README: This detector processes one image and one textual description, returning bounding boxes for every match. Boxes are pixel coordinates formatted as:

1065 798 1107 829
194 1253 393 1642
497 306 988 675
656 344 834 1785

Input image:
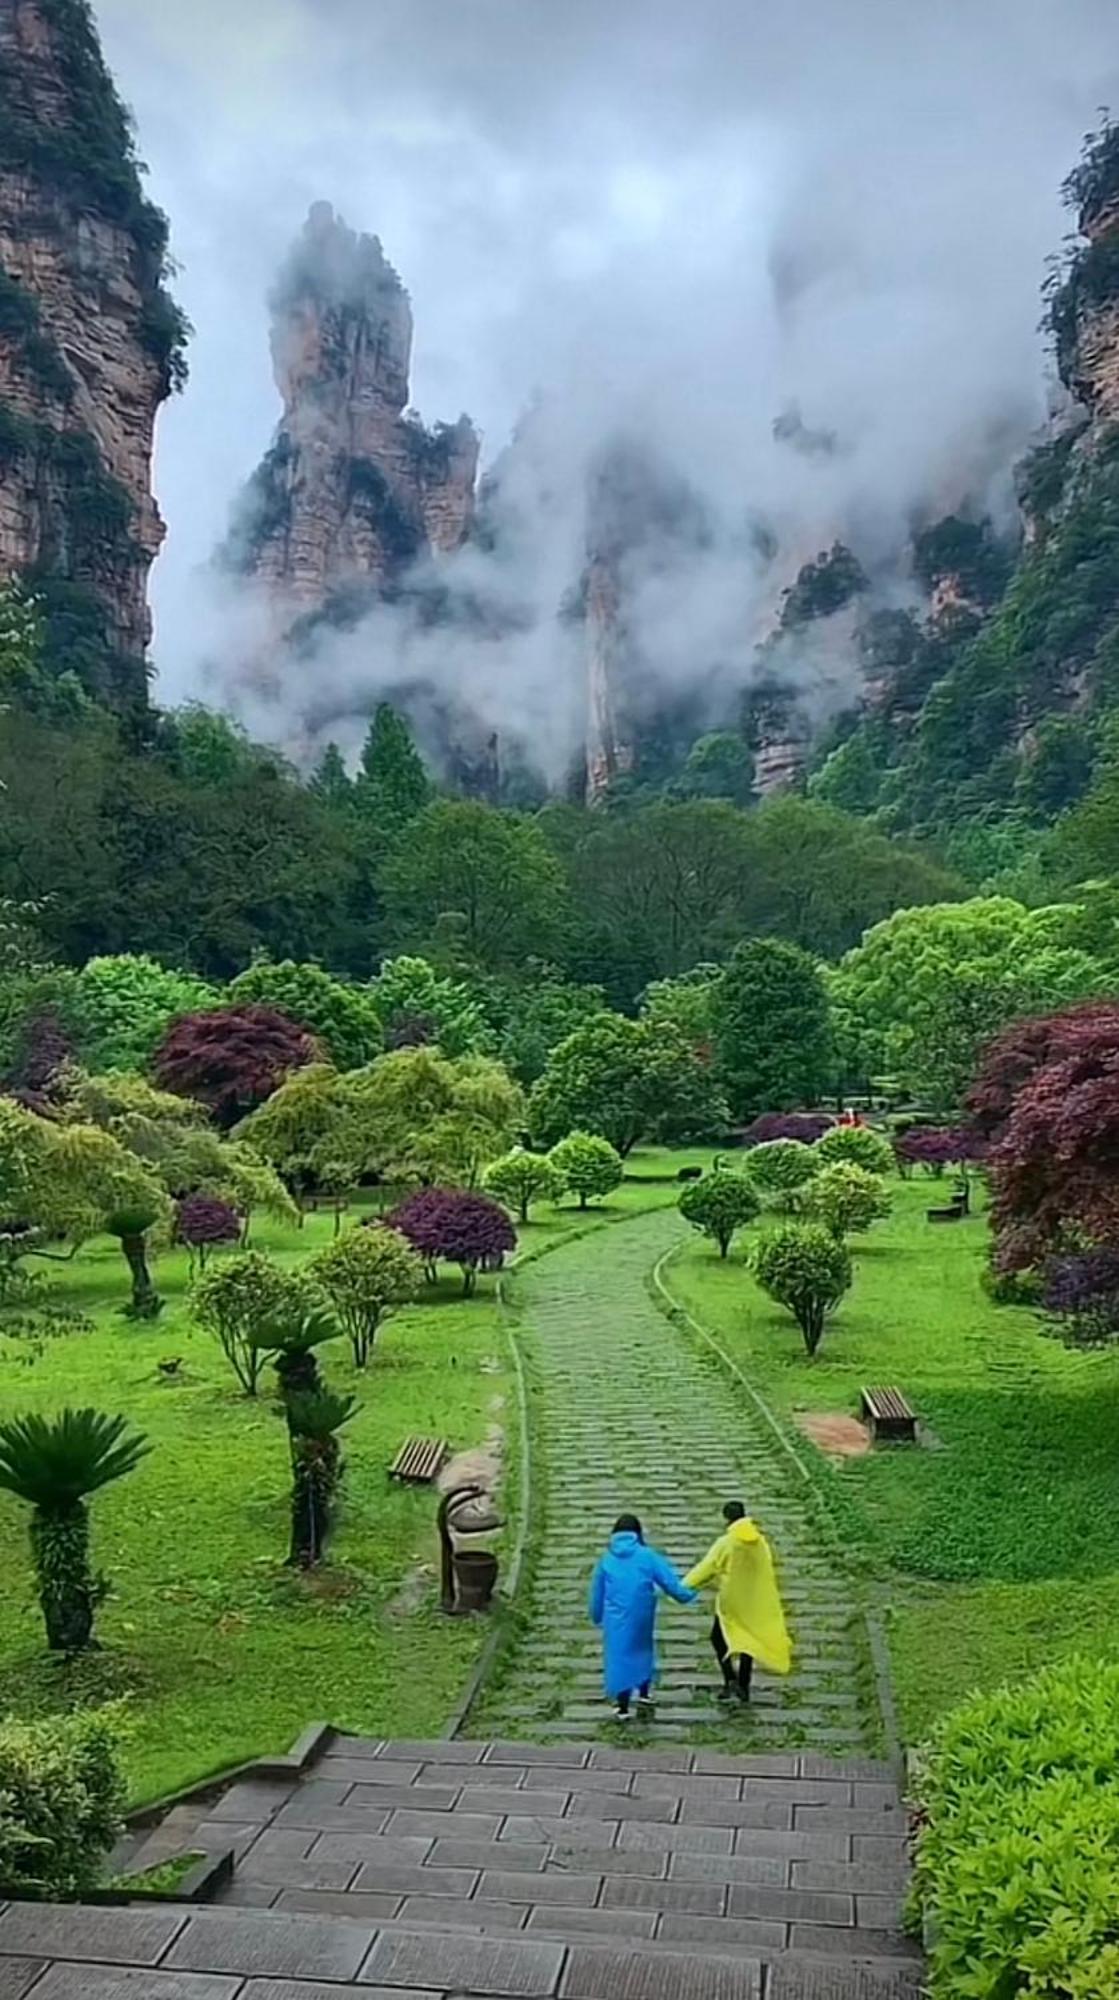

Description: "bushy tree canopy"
815 1124 895 1177
72 955 219 1074
382 801 572 971
153 1005 317 1128
310 1224 422 1367
386 1186 516 1295
804 1162 892 1240
709 939 832 1123
744 1137 822 1208
547 1131 624 1208
229 959 382 1070
366 956 491 1057
483 1147 563 1222
753 1223 852 1356
678 1170 759 1257
529 1013 725 1155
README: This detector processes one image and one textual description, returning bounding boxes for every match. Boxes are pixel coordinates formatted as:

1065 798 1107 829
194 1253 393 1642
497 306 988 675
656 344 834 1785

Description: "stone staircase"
0 1735 925 1998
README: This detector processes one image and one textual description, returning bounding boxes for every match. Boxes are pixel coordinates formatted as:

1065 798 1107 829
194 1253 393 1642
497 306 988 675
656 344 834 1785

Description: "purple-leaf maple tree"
153 1005 317 1128
742 1112 833 1146
385 1186 516 1296
971 1004 1119 1270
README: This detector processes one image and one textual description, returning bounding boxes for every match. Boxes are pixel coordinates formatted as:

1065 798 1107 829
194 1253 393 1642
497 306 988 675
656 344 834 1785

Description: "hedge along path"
468 1205 881 1750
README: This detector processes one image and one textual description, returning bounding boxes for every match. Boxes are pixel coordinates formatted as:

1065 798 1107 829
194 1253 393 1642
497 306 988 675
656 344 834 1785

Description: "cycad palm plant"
0 1410 151 1650
284 1390 357 1568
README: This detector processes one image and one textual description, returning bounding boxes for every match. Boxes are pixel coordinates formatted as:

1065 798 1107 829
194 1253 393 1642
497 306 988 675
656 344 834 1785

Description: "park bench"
927 1180 970 1223
389 1435 449 1485
861 1385 918 1444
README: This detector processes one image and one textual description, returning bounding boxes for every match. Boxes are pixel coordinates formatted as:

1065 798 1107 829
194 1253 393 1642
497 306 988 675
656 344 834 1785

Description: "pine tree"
356 704 429 829
310 742 352 809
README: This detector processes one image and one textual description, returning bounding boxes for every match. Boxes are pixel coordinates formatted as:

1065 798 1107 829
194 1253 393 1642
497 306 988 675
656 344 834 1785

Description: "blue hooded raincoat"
588 1531 696 1699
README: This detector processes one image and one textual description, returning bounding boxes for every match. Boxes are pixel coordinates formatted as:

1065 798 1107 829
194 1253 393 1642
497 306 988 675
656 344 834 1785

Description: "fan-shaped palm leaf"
0 1409 151 1511
285 1391 358 1440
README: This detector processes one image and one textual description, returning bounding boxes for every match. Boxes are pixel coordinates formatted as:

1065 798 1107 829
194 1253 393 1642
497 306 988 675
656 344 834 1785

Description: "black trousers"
615 1680 651 1715
711 1618 753 1695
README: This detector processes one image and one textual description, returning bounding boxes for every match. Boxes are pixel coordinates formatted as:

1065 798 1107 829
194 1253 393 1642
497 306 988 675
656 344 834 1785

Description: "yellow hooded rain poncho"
684 1516 792 1674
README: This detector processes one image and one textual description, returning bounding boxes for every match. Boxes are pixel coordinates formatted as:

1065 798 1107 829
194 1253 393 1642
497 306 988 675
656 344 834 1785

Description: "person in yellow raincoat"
684 1500 791 1704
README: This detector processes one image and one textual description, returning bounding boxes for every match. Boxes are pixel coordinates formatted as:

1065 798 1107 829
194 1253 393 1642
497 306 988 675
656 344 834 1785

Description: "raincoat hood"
727 1518 760 1546
608 1531 642 1558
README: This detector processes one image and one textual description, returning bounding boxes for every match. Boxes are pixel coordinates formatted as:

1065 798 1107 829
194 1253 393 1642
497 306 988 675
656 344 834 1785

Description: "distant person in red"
838 1107 863 1128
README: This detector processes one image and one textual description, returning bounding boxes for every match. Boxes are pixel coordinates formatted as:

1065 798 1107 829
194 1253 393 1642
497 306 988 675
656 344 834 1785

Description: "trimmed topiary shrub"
804 1163 892 1241
752 1223 852 1356
547 1131 624 1209
911 1656 1119 1999
310 1224 422 1367
678 1171 760 1258
0 1708 125 1898
815 1124 895 1176
744 1137 821 1211
483 1147 563 1223
386 1187 516 1296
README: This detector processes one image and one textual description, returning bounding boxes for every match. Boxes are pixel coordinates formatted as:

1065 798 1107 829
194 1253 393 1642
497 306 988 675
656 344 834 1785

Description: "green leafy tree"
356 702 430 831
0 1410 151 1650
672 732 755 806
745 1138 822 1211
342 1047 524 1189
484 1147 563 1223
678 1170 760 1257
309 742 352 809
831 896 1115 1109
640 966 721 1053
530 1013 725 1155
815 1124 895 1176
72 955 219 1073
308 1225 422 1368
191 1251 313 1395
709 939 832 1122
234 1065 350 1191
804 1162 892 1240
229 958 382 1070
496 976 605 1085
367 955 491 1057
548 1131 623 1208
753 1224 852 1356
382 800 572 971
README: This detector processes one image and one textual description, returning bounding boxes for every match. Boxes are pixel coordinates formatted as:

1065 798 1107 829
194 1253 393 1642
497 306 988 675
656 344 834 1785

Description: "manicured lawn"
0 1157 691 1803
667 1177 1119 1740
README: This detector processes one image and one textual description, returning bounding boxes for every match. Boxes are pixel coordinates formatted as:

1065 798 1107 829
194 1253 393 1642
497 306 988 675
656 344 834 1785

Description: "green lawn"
0 1160 691 1804
667 1178 1119 1741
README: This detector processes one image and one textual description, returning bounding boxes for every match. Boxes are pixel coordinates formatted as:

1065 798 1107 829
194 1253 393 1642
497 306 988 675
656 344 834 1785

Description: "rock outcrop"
0 0 185 708
226 203 478 615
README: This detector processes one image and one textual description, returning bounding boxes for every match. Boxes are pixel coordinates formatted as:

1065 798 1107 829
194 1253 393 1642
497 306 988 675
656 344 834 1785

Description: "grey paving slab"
25 1972 240 2000
479 1871 604 1908
206 1781 298 1822
526 1905 658 1941
600 1876 726 1917
424 1839 546 1873
0 1904 187 1966
668 1852 790 1889
309 1835 434 1870
789 1926 920 1961
378 1740 487 1764
728 1884 854 1926
272 1891 403 1923
395 1894 529 1933
349 1863 479 1899
765 1965 926 1999
236 1850 361 1890
657 1913 787 1951
0 1964 46 2000
316 1760 424 1787
384 1808 502 1842
273 1803 394 1837
165 1910 374 1981
244 1987 439 2000
361 1927 565 1994
615 1821 734 1856
350 1785 461 1815
560 1942 763 2000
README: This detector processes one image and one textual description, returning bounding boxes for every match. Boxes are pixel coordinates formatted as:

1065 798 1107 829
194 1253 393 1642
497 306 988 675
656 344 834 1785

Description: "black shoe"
716 1684 737 1703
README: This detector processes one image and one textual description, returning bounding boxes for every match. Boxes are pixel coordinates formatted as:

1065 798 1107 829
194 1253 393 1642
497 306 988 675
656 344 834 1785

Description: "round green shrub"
547 1131 623 1209
804 1162 892 1240
752 1222 852 1355
815 1124 895 1176
912 1656 1119 2000
678 1171 759 1258
744 1138 821 1210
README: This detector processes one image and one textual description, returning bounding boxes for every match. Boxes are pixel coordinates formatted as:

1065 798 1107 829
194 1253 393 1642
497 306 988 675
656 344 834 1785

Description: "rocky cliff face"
227 203 478 616
0 0 185 709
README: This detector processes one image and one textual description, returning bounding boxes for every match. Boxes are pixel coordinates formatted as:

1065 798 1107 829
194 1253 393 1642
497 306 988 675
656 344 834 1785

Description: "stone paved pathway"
470 1210 878 1752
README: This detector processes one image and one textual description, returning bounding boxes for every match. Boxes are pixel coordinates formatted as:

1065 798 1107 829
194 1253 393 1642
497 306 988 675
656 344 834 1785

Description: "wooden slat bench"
861 1385 918 1444
389 1436 450 1485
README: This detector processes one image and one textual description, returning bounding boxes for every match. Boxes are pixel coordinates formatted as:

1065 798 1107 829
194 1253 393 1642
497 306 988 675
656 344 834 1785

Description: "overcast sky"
94 0 1119 743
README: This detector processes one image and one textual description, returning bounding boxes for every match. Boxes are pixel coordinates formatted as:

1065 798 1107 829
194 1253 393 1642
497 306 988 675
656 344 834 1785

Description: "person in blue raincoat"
588 1514 696 1720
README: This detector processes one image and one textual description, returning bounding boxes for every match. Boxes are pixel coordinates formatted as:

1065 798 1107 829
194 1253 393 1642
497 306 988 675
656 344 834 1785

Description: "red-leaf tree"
385 1187 516 1295
176 1193 242 1269
969 1003 1119 1269
153 1006 317 1129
